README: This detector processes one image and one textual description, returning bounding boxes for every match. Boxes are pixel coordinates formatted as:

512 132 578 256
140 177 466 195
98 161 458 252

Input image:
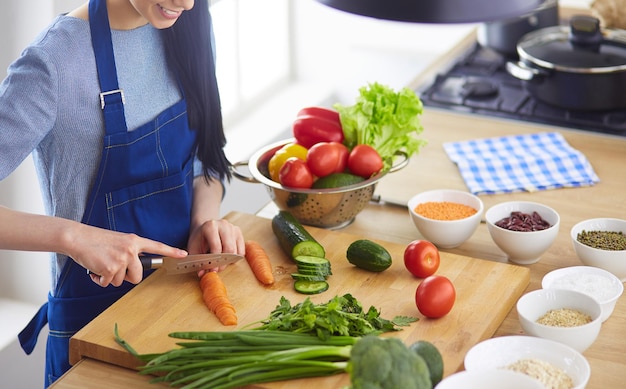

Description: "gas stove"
417 43 626 137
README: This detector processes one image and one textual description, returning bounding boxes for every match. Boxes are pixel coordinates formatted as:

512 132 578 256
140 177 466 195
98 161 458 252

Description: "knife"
87 253 244 276
140 253 244 274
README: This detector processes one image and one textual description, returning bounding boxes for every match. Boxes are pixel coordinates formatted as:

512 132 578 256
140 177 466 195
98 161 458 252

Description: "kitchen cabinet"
51 18 626 389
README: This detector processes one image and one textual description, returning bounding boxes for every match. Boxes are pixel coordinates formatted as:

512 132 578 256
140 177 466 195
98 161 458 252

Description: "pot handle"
230 161 261 184
506 61 546 82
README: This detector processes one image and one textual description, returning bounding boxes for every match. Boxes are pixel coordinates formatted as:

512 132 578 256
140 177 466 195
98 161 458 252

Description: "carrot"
199 271 237 326
244 240 275 285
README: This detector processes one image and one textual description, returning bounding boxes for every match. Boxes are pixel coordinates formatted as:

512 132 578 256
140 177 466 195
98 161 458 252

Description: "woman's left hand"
187 218 245 276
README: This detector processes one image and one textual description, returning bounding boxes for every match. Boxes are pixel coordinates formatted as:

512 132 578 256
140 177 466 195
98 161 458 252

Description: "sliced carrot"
244 240 275 285
199 271 237 326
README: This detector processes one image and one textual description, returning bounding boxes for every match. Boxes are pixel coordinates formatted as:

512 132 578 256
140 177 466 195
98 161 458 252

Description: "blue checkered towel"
443 132 600 195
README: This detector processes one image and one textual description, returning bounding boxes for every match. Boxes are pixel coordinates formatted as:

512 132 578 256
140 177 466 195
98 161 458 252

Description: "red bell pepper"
297 106 341 123
292 107 344 149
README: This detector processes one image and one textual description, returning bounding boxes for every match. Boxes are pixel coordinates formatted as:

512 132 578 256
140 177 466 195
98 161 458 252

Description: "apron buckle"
99 89 125 109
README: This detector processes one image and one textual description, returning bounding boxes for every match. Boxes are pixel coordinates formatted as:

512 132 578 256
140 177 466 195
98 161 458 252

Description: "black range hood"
314 0 546 23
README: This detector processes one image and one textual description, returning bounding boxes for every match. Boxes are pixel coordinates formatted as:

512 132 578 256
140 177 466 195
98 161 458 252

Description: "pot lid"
517 15 626 73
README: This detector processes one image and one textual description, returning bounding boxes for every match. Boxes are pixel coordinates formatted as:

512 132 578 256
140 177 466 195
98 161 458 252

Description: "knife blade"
140 253 244 275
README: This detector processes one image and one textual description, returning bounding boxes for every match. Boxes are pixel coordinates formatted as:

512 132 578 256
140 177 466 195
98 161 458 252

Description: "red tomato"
279 157 314 188
306 142 349 177
415 275 456 318
404 240 440 278
347 144 383 178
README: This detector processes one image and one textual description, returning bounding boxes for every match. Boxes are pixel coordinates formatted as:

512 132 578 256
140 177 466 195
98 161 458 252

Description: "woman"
0 0 244 386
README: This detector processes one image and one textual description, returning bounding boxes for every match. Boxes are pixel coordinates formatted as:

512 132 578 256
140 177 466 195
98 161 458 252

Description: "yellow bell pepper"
268 143 308 182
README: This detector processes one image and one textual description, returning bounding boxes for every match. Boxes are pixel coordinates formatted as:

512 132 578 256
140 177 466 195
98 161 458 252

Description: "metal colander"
232 139 407 229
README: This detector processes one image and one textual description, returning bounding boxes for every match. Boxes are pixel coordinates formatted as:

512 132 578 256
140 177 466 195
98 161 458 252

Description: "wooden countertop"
52 10 625 389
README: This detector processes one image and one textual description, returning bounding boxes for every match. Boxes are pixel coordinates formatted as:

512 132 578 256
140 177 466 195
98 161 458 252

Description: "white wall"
0 2 55 305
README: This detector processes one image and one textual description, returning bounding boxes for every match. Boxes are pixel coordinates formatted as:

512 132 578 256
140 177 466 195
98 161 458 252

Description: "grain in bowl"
505 358 574 389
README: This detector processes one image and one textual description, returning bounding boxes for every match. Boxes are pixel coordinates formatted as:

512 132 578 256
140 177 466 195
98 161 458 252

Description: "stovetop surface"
417 43 626 137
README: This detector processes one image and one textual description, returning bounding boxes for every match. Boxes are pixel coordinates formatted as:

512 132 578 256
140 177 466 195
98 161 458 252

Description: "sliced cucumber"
292 255 332 292
291 273 328 282
294 255 331 266
293 280 329 294
296 266 332 277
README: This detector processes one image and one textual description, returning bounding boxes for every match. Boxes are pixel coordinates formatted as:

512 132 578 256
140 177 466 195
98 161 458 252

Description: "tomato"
279 157 314 188
347 144 383 178
306 142 349 177
404 240 440 278
268 143 308 182
415 275 456 318
292 115 344 149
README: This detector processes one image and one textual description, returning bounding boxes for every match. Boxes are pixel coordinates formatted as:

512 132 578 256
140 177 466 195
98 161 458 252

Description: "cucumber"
293 280 329 294
346 239 393 272
312 172 364 189
272 211 325 260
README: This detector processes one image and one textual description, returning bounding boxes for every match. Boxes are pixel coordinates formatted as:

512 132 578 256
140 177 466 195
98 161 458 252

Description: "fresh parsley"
247 293 418 340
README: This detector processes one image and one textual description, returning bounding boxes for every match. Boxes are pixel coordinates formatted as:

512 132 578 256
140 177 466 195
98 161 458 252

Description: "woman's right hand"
70 224 188 287
0 206 187 288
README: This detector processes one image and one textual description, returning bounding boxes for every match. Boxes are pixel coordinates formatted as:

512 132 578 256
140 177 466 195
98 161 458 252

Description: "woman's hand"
0 206 187 288
69 224 188 287
187 218 245 276
187 176 246 276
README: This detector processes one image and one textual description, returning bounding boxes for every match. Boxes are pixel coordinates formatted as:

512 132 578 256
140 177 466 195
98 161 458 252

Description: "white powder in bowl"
549 273 618 302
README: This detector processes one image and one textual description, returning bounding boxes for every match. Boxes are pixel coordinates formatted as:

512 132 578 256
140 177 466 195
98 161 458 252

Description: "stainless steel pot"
477 0 559 56
506 15 626 111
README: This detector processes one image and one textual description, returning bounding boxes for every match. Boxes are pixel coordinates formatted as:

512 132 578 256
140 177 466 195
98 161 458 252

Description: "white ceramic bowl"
570 218 626 282
485 201 560 264
407 189 484 249
464 335 590 389
542 266 624 322
516 289 602 353
435 369 544 389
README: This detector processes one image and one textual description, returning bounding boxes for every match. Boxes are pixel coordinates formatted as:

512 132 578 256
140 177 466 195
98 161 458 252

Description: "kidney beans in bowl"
485 201 560 265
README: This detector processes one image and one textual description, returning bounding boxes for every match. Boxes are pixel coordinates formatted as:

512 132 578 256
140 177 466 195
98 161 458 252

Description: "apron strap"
18 302 49 355
89 0 128 134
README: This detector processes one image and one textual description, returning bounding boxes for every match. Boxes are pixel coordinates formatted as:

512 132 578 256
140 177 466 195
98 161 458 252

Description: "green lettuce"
334 82 426 170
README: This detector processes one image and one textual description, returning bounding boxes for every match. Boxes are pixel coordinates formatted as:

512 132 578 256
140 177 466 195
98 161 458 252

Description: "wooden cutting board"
69 211 529 387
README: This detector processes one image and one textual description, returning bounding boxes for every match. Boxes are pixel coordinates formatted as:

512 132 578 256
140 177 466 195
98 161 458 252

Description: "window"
210 0 292 128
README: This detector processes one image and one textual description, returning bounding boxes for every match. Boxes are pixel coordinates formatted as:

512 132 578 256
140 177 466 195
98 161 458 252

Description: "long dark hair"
161 0 231 183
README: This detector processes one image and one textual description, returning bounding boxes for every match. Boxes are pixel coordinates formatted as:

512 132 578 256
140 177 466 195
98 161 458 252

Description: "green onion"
114 325 356 389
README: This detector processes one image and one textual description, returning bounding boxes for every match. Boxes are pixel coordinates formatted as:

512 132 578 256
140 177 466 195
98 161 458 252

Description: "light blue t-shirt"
0 15 183 292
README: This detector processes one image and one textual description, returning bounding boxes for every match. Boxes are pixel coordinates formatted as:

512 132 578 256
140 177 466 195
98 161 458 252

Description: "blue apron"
18 0 196 386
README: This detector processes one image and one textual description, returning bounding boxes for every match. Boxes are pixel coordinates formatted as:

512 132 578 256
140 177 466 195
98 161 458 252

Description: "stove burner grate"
418 44 626 137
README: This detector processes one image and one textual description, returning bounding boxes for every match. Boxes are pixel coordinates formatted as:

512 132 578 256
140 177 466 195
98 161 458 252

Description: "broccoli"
347 335 432 389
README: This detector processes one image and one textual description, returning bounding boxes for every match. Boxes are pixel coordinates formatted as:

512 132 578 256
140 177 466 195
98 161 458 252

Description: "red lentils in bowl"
408 189 484 249
414 201 478 221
